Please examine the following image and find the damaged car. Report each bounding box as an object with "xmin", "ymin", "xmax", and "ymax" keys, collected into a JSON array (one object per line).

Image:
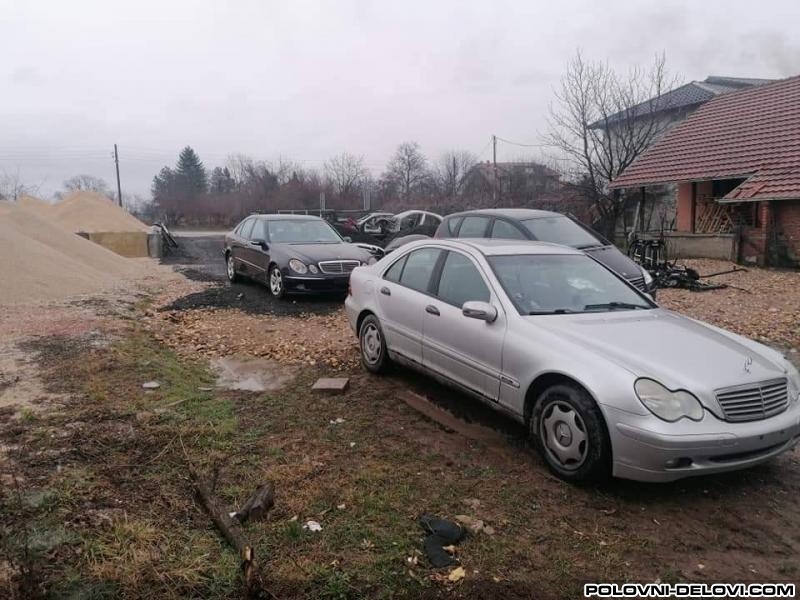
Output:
[{"xmin": 345, "ymin": 238, "xmax": 800, "ymax": 483}]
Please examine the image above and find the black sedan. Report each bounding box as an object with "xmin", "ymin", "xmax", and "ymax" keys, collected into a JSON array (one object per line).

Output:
[
  {"xmin": 223, "ymin": 214, "xmax": 373, "ymax": 298},
  {"xmin": 434, "ymin": 208, "xmax": 656, "ymax": 296}
]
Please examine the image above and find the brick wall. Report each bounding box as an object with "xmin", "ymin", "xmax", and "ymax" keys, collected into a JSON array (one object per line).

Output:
[
  {"xmin": 676, "ymin": 182, "xmax": 693, "ymax": 231},
  {"xmin": 774, "ymin": 200, "xmax": 800, "ymax": 263}
]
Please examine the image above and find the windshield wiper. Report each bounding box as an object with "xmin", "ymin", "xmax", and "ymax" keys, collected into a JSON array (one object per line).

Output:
[
  {"xmin": 584, "ymin": 302, "xmax": 647, "ymax": 311},
  {"xmin": 575, "ymin": 243, "xmax": 604, "ymax": 250},
  {"xmin": 528, "ymin": 308, "xmax": 575, "ymax": 315}
]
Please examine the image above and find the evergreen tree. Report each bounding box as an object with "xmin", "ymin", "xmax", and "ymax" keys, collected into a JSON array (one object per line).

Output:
[
  {"xmin": 210, "ymin": 166, "xmax": 234, "ymax": 193},
  {"xmin": 176, "ymin": 146, "xmax": 208, "ymax": 196}
]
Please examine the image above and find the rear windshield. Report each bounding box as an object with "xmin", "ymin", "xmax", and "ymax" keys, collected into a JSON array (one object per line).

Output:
[{"xmin": 521, "ymin": 216, "xmax": 601, "ymax": 249}]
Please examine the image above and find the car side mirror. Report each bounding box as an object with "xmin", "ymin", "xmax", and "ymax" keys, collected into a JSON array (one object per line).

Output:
[
  {"xmin": 343, "ymin": 236, "xmax": 352, "ymax": 243},
  {"xmin": 462, "ymin": 301, "xmax": 498, "ymax": 323},
  {"xmin": 250, "ymin": 239, "xmax": 268, "ymax": 250}
]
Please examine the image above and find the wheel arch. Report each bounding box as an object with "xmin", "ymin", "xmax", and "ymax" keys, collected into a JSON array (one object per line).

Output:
[
  {"xmin": 356, "ymin": 309, "xmax": 376, "ymax": 335},
  {"xmin": 523, "ymin": 371, "xmax": 602, "ymax": 425}
]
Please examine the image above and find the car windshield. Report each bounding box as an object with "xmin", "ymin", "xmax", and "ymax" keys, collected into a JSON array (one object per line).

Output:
[
  {"xmin": 521, "ymin": 216, "xmax": 602, "ymax": 249},
  {"xmin": 488, "ymin": 254, "xmax": 653, "ymax": 315},
  {"xmin": 267, "ymin": 220, "xmax": 342, "ymax": 244}
]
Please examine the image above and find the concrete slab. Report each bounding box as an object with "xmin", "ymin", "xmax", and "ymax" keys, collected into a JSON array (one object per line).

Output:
[{"xmin": 312, "ymin": 377, "xmax": 350, "ymax": 394}]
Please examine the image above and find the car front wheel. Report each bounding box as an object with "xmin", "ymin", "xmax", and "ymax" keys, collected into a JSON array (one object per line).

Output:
[
  {"xmin": 268, "ymin": 265, "xmax": 286, "ymax": 299},
  {"xmin": 531, "ymin": 383, "xmax": 611, "ymax": 483},
  {"xmin": 359, "ymin": 315, "xmax": 389, "ymax": 374},
  {"xmin": 226, "ymin": 253, "xmax": 240, "ymax": 283}
]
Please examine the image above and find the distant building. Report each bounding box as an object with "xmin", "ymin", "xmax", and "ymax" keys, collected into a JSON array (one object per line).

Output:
[
  {"xmin": 612, "ymin": 75, "xmax": 800, "ymax": 267},
  {"xmin": 592, "ymin": 76, "xmax": 775, "ymax": 232},
  {"xmin": 463, "ymin": 161, "xmax": 561, "ymax": 206}
]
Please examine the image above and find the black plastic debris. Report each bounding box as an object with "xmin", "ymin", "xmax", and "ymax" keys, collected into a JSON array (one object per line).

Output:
[{"xmin": 419, "ymin": 514, "xmax": 465, "ymax": 568}]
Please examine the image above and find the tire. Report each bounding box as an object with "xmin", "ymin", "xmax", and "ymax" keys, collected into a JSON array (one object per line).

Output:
[
  {"xmin": 226, "ymin": 253, "xmax": 240, "ymax": 283},
  {"xmin": 359, "ymin": 314, "xmax": 390, "ymax": 374},
  {"xmin": 268, "ymin": 264, "xmax": 287, "ymax": 299},
  {"xmin": 530, "ymin": 383, "xmax": 611, "ymax": 483}
]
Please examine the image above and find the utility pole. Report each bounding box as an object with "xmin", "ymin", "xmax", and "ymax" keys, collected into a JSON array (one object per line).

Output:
[
  {"xmin": 113, "ymin": 144, "xmax": 123, "ymax": 208},
  {"xmin": 492, "ymin": 134, "xmax": 498, "ymax": 206}
]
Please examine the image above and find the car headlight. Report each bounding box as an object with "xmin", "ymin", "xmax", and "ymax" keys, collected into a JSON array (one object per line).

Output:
[
  {"xmin": 308, "ymin": 264, "xmax": 319, "ymax": 274},
  {"xmin": 288, "ymin": 259, "xmax": 307, "ymax": 274},
  {"xmin": 641, "ymin": 267, "xmax": 654, "ymax": 287},
  {"xmin": 634, "ymin": 378, "xmax": 704, "ymax": 422}
]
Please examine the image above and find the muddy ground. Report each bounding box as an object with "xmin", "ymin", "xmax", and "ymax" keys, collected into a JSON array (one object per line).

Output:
[{"xmin": 1, "ymin": 239, "xmax": 799, "ymax": 599}]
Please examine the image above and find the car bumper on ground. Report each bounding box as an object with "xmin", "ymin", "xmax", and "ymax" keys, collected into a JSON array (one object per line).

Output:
[
  {"xmin": 606, "ymin": 402, "xmax": 800, "ymax": 482},
  {"xmin": 283, "ymin": 273, "xmax": 350, "ymax": 294}
]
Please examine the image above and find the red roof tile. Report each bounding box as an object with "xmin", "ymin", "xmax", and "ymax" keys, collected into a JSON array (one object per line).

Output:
[{"xmin": 611, "ymin": 75, "xmax": 800, "ymax": 201}]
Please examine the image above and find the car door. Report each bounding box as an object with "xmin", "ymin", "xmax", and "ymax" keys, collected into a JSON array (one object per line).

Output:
[
  {"xmin": 238, "ymin": 218, "xmax": 268, "ymax": 279},
  {"xmin": 422, "ymin": 250, "xmax": 506, "ymax": 401},
  {"xmin": 376, "ymin": 247, "xmax": 443, "ymax": 365},
  {"xmin": 247, "ymin": 218, "xmax": 271, "ymax": 278},
  {"xmin": 232, "ymin": 218, "xmax": 255, "ymax": 275}
]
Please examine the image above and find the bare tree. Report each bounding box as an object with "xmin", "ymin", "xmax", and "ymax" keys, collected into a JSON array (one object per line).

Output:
[
  {"xmin": 62, "ymin": 174, "xmax": 111, "ymax": 195},
  {"xmin": 434, "ymin": 150, "xmax": 477, "ymax": 200},
  {"xmin": 0, "ymin": 169, "xmax": 38, "ymax": 202},
  {"xmin": 324, "ymin": 152, "xmax": 368, "ymax": 201},
  {"xmin": 384, "ymin": 142, "xmax": 429, "ymax": 202},
  {"xmin": 543, "ymin": 51, "xmax": 678, "ymax": 238}
]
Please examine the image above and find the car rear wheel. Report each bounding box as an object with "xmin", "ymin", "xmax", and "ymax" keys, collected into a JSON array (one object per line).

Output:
[
  {"xmin": 531, "ymin": 383, "xmax": 610, "ymax": 483},
  {"xmin": 226, "ymin": 253, "xmax": 240, "ymax": 283},
  {"xmin": 359, "ymin": 315, "xmax": 389, "ymax": 374},
  {"xmin": 268, "ymin": 265, "xmax": 286, "ymax": 299}
]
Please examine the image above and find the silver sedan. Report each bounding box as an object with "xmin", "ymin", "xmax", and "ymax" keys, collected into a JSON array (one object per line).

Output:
[{"xmin": 344, "ymin": 238, "xmax": 800, "ymax": 483}]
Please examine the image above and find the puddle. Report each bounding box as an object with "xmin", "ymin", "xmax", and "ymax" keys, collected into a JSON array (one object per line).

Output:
[{"xmin": 211, "ymin": 356, "xmax": 298, "ymax": 392}]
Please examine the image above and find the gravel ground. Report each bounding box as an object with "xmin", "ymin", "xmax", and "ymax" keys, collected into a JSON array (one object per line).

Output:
[{"xmin": 659, "ymin": 259, "xmax": 800, "ymax": 359}]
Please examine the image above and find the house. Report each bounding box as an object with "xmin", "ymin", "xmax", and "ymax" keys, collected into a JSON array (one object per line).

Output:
[
  {"xmin": 592, "ymin": 76, "xmax": 773, "ymax": 232},
  {"xmin": 463, "ymin": 161, "xmax": 560, "ymax": 206},
  {"xmin": 611, "ymin": 75, "xmax": 800, "ymax": 267}
]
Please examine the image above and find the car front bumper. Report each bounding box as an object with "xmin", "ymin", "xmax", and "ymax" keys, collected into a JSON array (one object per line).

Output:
[
  {"xmin": 606, "ymin": 401, "xmax": 800, "ymax": 482},
  {"xmin": 283, "ymin": 273, "xmax": 350, "ymax": 294}
]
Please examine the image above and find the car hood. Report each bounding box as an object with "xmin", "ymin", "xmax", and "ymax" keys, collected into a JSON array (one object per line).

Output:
[
  {"xmin": 531, "ymin": 309, "xmax": 786, "ymax": 394},
  {"xmin": 583, "ymin": 245, "xmax": 642, "ymax": 280},
  {"xmin": 283, "ymin": 242, "xmax": 370, "ymax": 264}
]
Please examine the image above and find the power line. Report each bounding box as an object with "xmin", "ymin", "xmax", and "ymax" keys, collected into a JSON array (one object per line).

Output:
[{"xmin": 494, "ymin": 135, "xmax": 549, "ymax": 148}]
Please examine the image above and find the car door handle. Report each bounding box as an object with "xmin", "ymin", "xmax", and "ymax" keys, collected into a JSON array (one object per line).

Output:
[
  {"xmin": 380, "ymin": 286, "xmax": 391, "ymax": 296},
  {"xmin": 425, "ymin": 305, "xmax": 440, "ymax": 316}
]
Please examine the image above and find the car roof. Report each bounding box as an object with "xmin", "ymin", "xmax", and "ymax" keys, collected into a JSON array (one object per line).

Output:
[
  {"xmin": 445, "ymin": 208, "xmax": 561, "ymax": 220},
  {"xmin": 406, "ymin": 237, "xmax": 582, "ymax": 256},
  {"xmin": 394, "ymin": 209, "xmax": 440, "ymax": 218},
  {"xmin": 249, "ymin": 213, "xmax": 322, "ymax": 221}
]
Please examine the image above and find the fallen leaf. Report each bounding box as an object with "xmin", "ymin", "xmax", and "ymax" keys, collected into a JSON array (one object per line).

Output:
[{"xmin": 448, "ymin": 566, "xmax": 466, "ymax": 582}]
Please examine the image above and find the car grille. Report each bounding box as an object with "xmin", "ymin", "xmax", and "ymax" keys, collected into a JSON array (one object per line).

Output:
[
  {"xmin": 318, "ymin": 260, "xmax": 360, "ymax": 274},
  {"xmin": 628, "ymin": 275, "xmax": 647, "ymax": 292},
  {"xmin": 714, "ymin": 378, "xmax": 789, "ymax": 422}
]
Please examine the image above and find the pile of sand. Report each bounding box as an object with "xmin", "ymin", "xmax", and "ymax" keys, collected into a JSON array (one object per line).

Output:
[
  {"xmin": 51, "ymin": 191, "xmax": 149, "ymax": 233},
  {"xmin": 16, "ymin": 195, "xmax": 54, "ymax": 218},
  {"xmin": 0, "ymin": 203, "xmax": 144, "ymax": 305}
]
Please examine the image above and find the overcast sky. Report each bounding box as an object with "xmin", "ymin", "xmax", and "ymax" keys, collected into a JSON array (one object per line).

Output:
[{"xmin": 1, "ymin": 0, "xmax": 799, "ymax": 199}]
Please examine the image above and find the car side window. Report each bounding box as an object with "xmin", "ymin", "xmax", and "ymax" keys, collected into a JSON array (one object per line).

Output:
[
  {"xmin": 250, "ymin": 219, "xmax": 268, "ymax": 241},
  {"xmin": 399, "ymin": 248, "xmax": 442, "ymax": 293},
  {"xmin": 435, "ymin": 251, "xmax": 490, "ymax": 307},
  {"xmin": 458, "ymin": 216, "xmax": 490, "ymax": 238},
  {"xmin": 383, "ymin": 255, "xmax": 407, "ymax": 282},
  {"xmin": 445, "ymin": 216, "xmax": 463, "ymax": 236},
  {"xmin": 239, "ymin": 218, "xmax": 255, "ymax": 239},
  {"xmin": 491, "ymin": 219, "xmax": 527, "ymax": 240}
]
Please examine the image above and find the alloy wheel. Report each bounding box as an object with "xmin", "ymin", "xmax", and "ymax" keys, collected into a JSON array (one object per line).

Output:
[
  {"xmin": 227, "ymin": 256, "xmax": 235, "ymax": 280},
  {"xmin": 269, "ymin": 268, "xmax": 283, "ymax": 296},
  {"xmin": 540, "ymin": 400, "xmax": 588, "ymax": 470}
]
